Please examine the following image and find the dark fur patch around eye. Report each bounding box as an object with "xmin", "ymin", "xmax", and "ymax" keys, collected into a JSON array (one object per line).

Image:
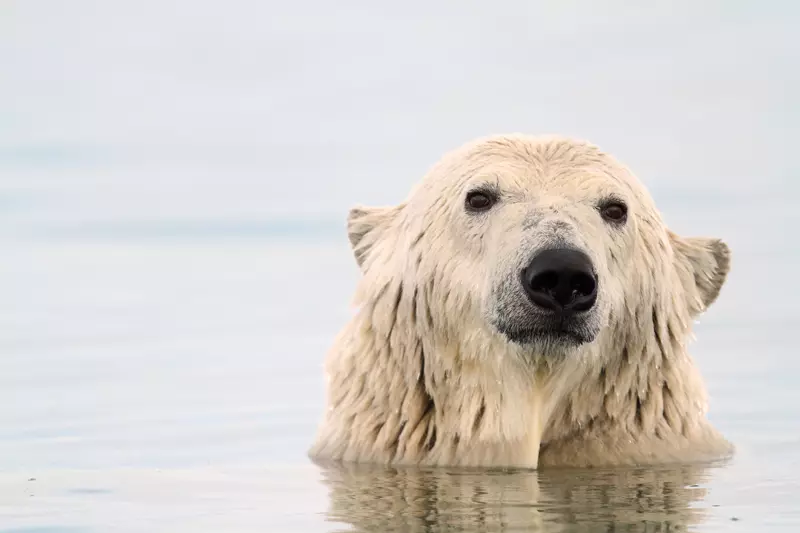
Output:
[
  {"xmin": 465, "ymin": 186, "xmax": 499, "ymax": 213},
  {"xmin": 598, "ymin": 198, "xmax": 628, "ymax": 225}
]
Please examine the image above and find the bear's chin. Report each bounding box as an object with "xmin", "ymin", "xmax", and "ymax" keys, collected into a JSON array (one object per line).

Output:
[{"xmin": 493, "ymin": 320, "xmax": 599, "ymax": 352}]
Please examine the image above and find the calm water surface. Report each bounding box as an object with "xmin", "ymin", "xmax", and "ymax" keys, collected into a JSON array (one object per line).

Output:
[{"xmin": 2, "ymin": 1, "xmax": 799, "ymax": 531}]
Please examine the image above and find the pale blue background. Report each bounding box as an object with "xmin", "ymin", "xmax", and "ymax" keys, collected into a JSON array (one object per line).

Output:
[{"xmin": 1, "ymin": 1, "xmax": 798, "ymax": 531}]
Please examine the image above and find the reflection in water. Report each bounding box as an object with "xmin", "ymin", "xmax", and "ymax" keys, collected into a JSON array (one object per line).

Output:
[{"xmin": 318, "ymin": 461, "xmax": 724, "ymax": 532}]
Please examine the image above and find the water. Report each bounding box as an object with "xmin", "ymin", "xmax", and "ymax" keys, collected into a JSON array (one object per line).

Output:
[{"xmin": 2, "ymin": 1, "xmax": 799, "ymax": 531}]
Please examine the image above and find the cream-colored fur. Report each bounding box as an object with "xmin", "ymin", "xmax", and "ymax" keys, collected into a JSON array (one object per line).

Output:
[{"xmin": 309, "ymin": 134, "xmax": 732, "ymax": 469}]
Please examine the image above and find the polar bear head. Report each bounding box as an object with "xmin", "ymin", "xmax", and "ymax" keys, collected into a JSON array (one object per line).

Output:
[{"xmin": 346, "ymin": 134, "xmax": 730, "ymax": 361}]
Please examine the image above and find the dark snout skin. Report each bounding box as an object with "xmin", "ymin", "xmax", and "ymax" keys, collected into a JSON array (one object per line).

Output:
[
  {"xmin": 521, "ymin": 249, "xmax": 598, "ymax": 316},
  {"xmin": 491, "ymin": 247, "xmax": 601, "ymax": 347}
]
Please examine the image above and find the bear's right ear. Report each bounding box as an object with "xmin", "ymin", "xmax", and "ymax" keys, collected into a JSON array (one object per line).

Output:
[{"xmin": 347, "ymin": 204, "xmax": 404, "ymax": 269}]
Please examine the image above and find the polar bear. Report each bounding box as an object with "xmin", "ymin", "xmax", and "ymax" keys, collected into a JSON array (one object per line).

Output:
[{"xmin": 309, "ymin": 134, "xmax": 732, "ymax": 469}]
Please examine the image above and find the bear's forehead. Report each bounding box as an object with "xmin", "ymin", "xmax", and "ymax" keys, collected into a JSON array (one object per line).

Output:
[{"xmin": 425, "ymin": 134, "xmax": 639, "ymax": 195}]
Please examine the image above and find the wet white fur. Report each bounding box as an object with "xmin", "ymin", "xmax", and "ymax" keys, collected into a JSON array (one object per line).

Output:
[{"xmin": 309, "ymin": 134, "xmax": 732, "ymax": 469}]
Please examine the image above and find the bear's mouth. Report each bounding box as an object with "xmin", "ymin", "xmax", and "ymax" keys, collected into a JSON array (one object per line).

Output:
[
  {"xmin": 495, "ymin": 317, "xmax": 597, "ymax": 347},
  {"xmin": 505, "ymin": 327, "xmax": 592, "ymax": 346}
]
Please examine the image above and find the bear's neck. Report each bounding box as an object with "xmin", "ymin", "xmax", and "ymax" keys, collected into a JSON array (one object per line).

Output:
[
  {"xmin": 315, "ymin": 280, "xmax": 707, "ymax": 468},
  {"xmin": 541, "ymin": 307, "xmax": 710, "ymax": 451}
]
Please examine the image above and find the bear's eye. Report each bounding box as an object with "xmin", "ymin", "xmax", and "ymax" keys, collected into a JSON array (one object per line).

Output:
[
  {"xmin": 599, "ymin": 201, "xmax": 628, "ymax": 224},
  {"xmin": 465, "ymin": 190, "xmax": 497, "ymax": 212}
]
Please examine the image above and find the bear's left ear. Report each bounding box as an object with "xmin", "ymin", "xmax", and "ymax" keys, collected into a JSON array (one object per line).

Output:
[
  {"xmin": 347, "ymin": 203, "xmax": 404, "ymax": 269},
  {"xmin": 669, "ymin": 231, "xmax": 731, "ymax": 313}
]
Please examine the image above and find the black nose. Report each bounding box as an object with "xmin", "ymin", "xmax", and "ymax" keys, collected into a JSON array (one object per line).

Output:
[{"xmin": 521, "ymin": 249, "xmax": 598, "ymax": 313}]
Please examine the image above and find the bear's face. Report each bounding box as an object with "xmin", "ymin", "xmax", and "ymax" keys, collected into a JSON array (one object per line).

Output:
[
  {"xmin": 453, "ymin": 165, "xmax": 633, "ymax": 350},
  {"xmin": 346, "ymin": 135, "xmax": 730, "ymax": 359}
]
